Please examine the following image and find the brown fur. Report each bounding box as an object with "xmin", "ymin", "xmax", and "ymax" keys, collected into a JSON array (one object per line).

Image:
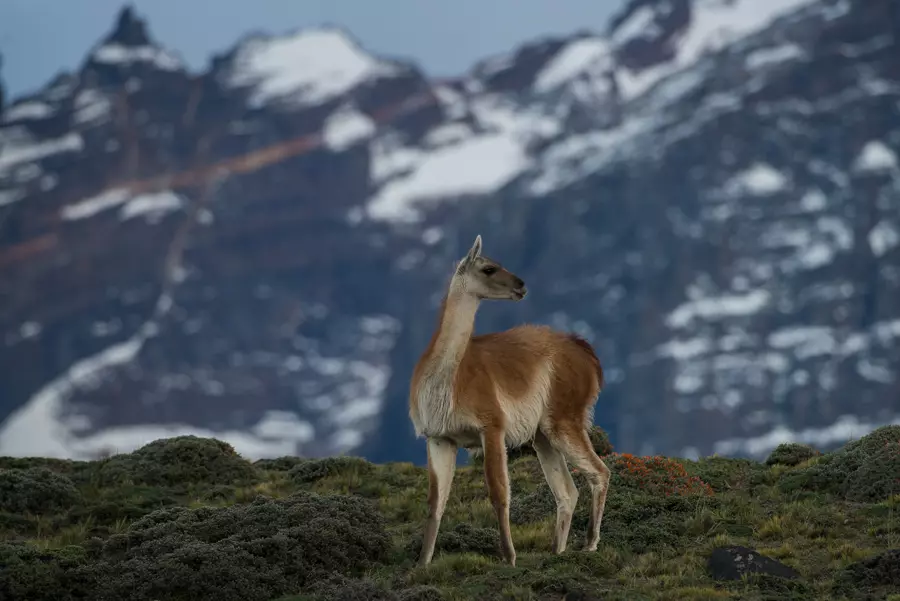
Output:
[{"xmin": 409, "ymin": 235, "xmax": 611, "ymax": 566}]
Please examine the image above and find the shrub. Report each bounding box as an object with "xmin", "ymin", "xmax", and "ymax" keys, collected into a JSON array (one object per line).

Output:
[
  {"xmin": 305, "ymin": 575, "xmax": 446, "ymax": 601},
  {"xmin": 685, "ymin": 457, "xmax": 770, "ymax": 492},
  {"xmin": 96, "ymin": 436, "xmax": 259, "ymax": 487},
  {"xmin": 843, "ymin": 441, "xmax": 900, "ymax": 502},
  {"xmin": 289, "ymin": 456, "xmax": 374, "ymax": 484},
  {"xmin": 83, "ymin": 491, "xmax": 390, "ymax": 601},
  {"xmin": 779, "ymin": 426, "xmax": 900, "ymax": 501},
  {"xmin": 253, "ymin": 456, "xmax": 307, "ymax": 472},
  {"xmin": 765, "ymin": 443, "xmax": 821, "ymax": 466},
  {"xmin": 0, "ymin": 543, "xmax": 94, "ymax": 601},
  {"xmin": 406, "ymin": 522, "xmax": 499, "ymax": 559},
  {"xmin": 606, "ymin": 454, "xmax": 714, "ymax": 497},
  {"xmin": 0, "ymin": 468, "xmax": 82, "ymax": 514}
]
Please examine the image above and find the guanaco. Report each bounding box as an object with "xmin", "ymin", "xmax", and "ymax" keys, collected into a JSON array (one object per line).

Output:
[{"xmin": 409, "ymin": 234, "xmax": 610, "ymax": 566}]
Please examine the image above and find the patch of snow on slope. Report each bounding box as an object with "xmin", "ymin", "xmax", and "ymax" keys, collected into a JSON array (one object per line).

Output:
[
  {"xmin": 323, "ymin": 105, "xmax": 376, "ymax": 151},
  {"xmin": 533, "ymin": 37, "xmax": 613, "ymax": 93},
  {"xmin": 49, "ymin": 423, "xmax": 312, "ymax": 460},
  {"xmin": 120, "ymin": 191, "xmax": 184, "ymax": 222},
  {"xmin": 667, "ymin": 290, "xmax": 770, "ymax": 329},
  {"xmin": 869, "ymin": 220, "xmax": 899, "ymax": 257},
  {"xmin": 425, "ymin": 123, "xmax": 473, "ymax": 147},
  {"xmin": 616, "ymin": 0, "xmax": 812, "ymax": 99},
  {"xmin": 2, "ymin": 101, "xmax": 54, "ymax": 123},
  {"xmin": 92, "ymin": 43, "xmax": 183, "ymax": 71},
  {"xmin": 74, "ymin": 89, "xmax": 112, "ymax": 125},
  {"xmin": 745, "ymin": 44, "xmax": 804, "ymax": 70},
  {"xmin": 0, "ymin": 127, "xmax": 83, "ymax": 174},
  {"xmin": 611, "ymin": 5, "xmax": 660, "ymax": 44},
  {"xmin": 853, "ymin": 140, "xmax": 898, "ymax": 173},
  {"xmin": 367, "ymin": 132, "xmax": 530, "ymax": 223},
  {"xmin": 225, "ymin": 28, "xmax": 399, "ymax": 108},
  {"xmin": 62, "ymin": 188, "xmax": 131, "ymax": 220},
  {"xmin": 713, "ymin": 414, "xmax": 900, "ymax": 458},
  {"xmin": 0, "ymin": 294, "xmax": 171, "ymax": 458},
  {"xmin": 0, "ymin": 188, "xmax": 25, "ymax": 207},
  {"xmin": 768, "ymin": 326, "xmax": 836, "ymax": 359},
  {"xmin": 724, "ymin": 163, "xmax": 789, "ymax": 196}
]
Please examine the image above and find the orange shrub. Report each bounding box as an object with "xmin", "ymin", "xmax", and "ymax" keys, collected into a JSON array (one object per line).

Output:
[{"xmin": 594, "ymin": 453, "xmax": 714, "ymax": 497}]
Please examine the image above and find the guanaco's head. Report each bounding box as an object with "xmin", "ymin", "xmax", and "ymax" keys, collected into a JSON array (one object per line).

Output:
[{"xmin": 453, "ymin": 235, "xmax": 527, "ymax": 301}]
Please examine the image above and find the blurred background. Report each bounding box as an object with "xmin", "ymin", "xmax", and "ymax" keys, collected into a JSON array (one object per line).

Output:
[{"xmin": 0, "ymin": 0, "xmax": 897, "ymax": 466}]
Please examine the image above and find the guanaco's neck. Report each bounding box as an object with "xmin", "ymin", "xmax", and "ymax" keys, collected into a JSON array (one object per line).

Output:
[{"xmin": 424, "ymin": 277, "xmax": 480, "ymax": 375}]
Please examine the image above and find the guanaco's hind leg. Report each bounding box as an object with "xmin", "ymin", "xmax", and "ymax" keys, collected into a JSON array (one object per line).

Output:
[
  {"xmin": 532, "ymin": 429, "xmax": 578, "ymax": 554},
  {"xmin": 555, "ymin": 426, "xmax": 611, "ymax": 551},
  {"xmin": 419, "ymin": 437, "xmax": 457, "ymax": 566},
  {"xmin": 481, "ymin": 427, "xmax": 516, "ymax": 565}
]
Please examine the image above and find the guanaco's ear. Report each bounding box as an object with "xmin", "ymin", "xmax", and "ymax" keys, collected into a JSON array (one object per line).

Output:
[{"xmin": 466, "ymin": 235, "xmax": 483, "ymax": 262}]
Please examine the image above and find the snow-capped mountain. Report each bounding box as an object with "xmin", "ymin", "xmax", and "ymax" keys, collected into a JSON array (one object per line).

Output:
[{"xmin": 0, "ymin": 1, "xmax": 897, "ymax": 464}]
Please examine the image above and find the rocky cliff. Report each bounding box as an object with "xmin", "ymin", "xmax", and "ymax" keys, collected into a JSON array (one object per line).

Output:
[{"xmin": 0, "ymin": 1, "xmax": 897, "ymax": 464}]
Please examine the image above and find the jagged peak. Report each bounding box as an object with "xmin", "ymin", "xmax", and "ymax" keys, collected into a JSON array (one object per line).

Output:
[
  {"xmin": 107, "ymin": 4, "xmax": 152, "ymax": 47},
  {"xmin": 85, "ymin": 5, "xmax": 184, "ymax": 73}
]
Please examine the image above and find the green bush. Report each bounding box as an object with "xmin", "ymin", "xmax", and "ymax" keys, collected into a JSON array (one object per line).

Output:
[
  {"xmin": 253, "ymin": 456, "xmax": 308, "ymax": 472},
  {"xmin": 97, "ymin": 436, "xmax": 259, "ymax": 487},
  {"xmin": 779, "ymin": 426, "xmax": 900, "ymax": 501},
  {"xmin": 288, "ymin": 456, "xmax": 374, "ymax": 484},
  {"xmin": 0, "ymin": 468, "xmax": 82, "ymax": 514},
  {"xmin": 84, "ymin": 491, "xmax": 390, "ymax": 601},
  {"xmin": 0, "ymin": 543, "xmax": 94, "ymax": 601},
  {"xmin": 765, "ymin": 443, "xmax": 821, "ymax": 466},
  {"xmin": 842, "ymin": 442, "xmax": 900, "ymax": 502},
  {"xmin": 406, "ymin": 522, "xmax": 500, "ymax": 559},
  {"xmin": 303, "ymin": 575, "xmax": 446, "ymax": 601},
  {"xmin": 685, "ymin": 456, "xmax": 770, "ymax": 492}
]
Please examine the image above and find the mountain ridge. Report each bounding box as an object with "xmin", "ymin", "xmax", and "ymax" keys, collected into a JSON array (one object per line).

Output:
[{"xmin": 0, "ymin": 0, "xmax": 897, "ymax": 465}]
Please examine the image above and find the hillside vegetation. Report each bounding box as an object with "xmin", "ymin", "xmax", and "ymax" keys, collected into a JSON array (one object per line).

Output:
[{"xmin": 1, "ymin": 426, "xmax": 898, "ymax": 601}]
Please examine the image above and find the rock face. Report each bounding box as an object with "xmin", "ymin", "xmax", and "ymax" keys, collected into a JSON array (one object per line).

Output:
[
  {"xmin": 0, "ymin": 1, "xmax": 898, "ymax": 463},
  {"xmin": 708, "ymin": 545, "xmax": 800, "ymax": 581}
]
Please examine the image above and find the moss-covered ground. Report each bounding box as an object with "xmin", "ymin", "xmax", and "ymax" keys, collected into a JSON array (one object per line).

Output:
[{"xmin": 1, "ymin": 427, "xmax": 898, "ymax": 600}]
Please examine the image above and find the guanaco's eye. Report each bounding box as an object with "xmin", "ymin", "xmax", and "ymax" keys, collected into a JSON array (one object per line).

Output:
[{"xmin": 482, "ymin": 266, "xmax": 497, "ymax": 276}]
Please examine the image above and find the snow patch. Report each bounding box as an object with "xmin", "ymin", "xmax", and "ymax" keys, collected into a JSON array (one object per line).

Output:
[
  {"xmin": 768, "ymin": 326, "xmax": 836, "ymax": 359},
  {"xmin": 367, "ymin": 132, "xmax": 530, "ymax": 223},
  {"xmin": 533, "ymin": 37, "xmax": 613, "ymax": 93},
  {"xmin": 869, "ymin": 220, "xmax": 899, "ymax": 257},
  {"xmin": 225, "ymin": 28, "xmax": 399, "ymax": 108},
  {"xmin": 92, "ymin": 43, "xmax": 183, "ymax": 71},
  {"xmin": 713, "ymin": 414, "xmax": 900, "ymax": 458},
  {"xmin": 2, "ymin": 101, "xmax": 54, "ymax": 123},
  {"xmin": 745, "ymin": 44, "xmax": 804, "ymax": 70},
  {"xmin": 0, "ymin": 128, "xmax": 83, "ymax": 174},
  {"xmin": 62, "ymin": 188, "xmax": 131, "ymax": 220},
  {"xmin": 0, "ymin": 188, "xmax": 26, "ymax": 207},
  {"xmin": 323, "ymin": 105, "xmax": 376, "ymax": 151},
  {"xmin": 74, "ymin": 89, "xmax": 112, "ymax": 125},
  {"xmin": 611, "ymin": 6, "xmax": 660, "ymax": 44},
  {"xmin": 853, "ymin": 141, "xmax": 898, "ymax": 173},
  {"xmin": 667, "ymin": 290, "xmax": 770, "ymax": 329},
  {"xmin": 120, "ymin": 191, "xmax": 184, "ymax": 222},
  {"xmin": 723, "ymin": 163, "xmax": 788, "ymax": 196},
  {"xmin": 0, "ymin": 307, "xmax": 163, "ymax": 457},
  {"xmin": 616, "ymin": 0, "xmax": 812, "ymax": 100}
]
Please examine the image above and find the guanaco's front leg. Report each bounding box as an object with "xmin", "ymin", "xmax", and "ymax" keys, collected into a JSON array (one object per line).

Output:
[
  {"xmin": 481, "ymin": 427, "xmax": 516, "ymax": 565},
  {"xmin": 419, "ymin": 437, "xmax": 457, "ymax": 566}
]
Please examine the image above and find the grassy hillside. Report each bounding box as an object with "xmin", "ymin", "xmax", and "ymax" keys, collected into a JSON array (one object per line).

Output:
[{"xmin": 1, "ymin": 427, "xmax": 898, "ymax": 601}]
